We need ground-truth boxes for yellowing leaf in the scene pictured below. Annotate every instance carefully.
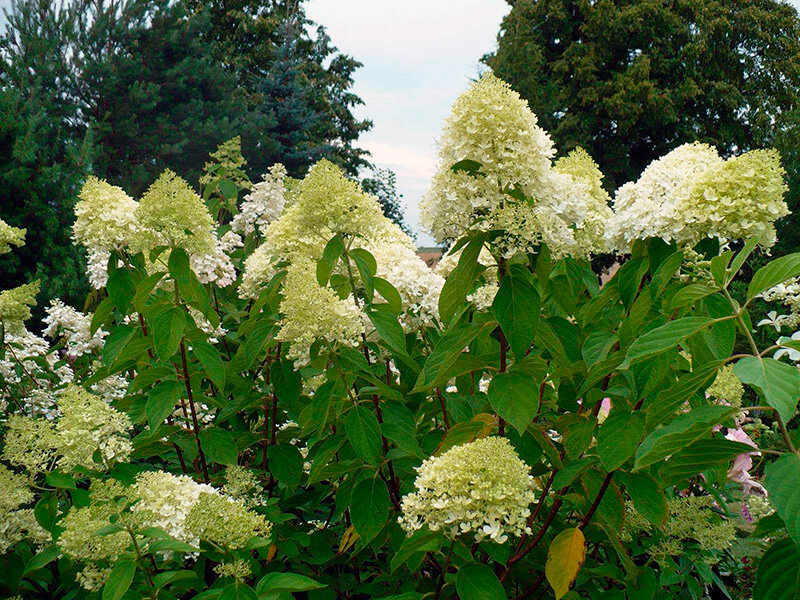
[337,525,360,555]
[266,544,278,563]
[545,528,586,600]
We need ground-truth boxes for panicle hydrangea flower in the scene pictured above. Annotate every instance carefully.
[86,249,111,289]
[420,72,555,242]
[199,136,250,189]
[192,230,242,287]
[678,149,788,248]
[0,281,40,331]
[277,258,364,362]
[72,177,140,252]
[43,299,107,359]
[608,143,788,250]
[621,495,735,566]
[398,436,536,544]
[0,218,25,255]
[231,164,288,236]
[0,508,50,553]
[607,143,723,250]
[58,481,131,571]
[224,465,266,506]
[131,170,216,255]
[184,491,272,549]
[706,364,744,408]
[90,367,129,403]
[129,470,219,547]
[552,148,615,254]
[56,385,133,471]
[366,227,445,330]
[2,415,58,473]
[214,560,252,581]
[0,464,34,512]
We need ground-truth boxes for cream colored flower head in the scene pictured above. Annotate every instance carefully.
[0,281,40,331]
[398,436,536,544]
[420,71,555,242]
[0,218,25,255]
[73,177,140,252]
[131,170,216,255]
[609,143,788,250]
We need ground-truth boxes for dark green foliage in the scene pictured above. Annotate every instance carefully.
[484,0,800,188]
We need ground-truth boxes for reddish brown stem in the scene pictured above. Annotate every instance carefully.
[179,338,210,483]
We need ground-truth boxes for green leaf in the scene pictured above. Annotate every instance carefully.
[412,322,488,392]
[748,253,800,300]
[152,570,201,591]
[617,257,649,310]
[451,159,483,175]
[646,360,724,429]
[624,317,716,366]
[152,307,186,360]
[91,297,115,336]
[220,582,259,600]
[107,268,136,313]
[659,438,756,487]
[351,248,377,301]
[268,444,304,490]
[345,406,382,465]
[102,325,137,368]
[390,529,443,573]
[350,477,391,544]
[634,406,739,471]
[244,320,275,368]
[493,273,540,358]
[168,248,192,285]
[727,239,758,285]
[317,235,344,286]
[439,233,488,326]
[133,272,166,313]
[218,179,238,200]
[456,563,506,600]
[487,372,540,434]
[368,311,407,355]
[102,560,136,600]
[23,546,60,575]
[668,284,720,310]
[597,411,645,471]
[256,573,326,594]
[734,356,800,422]
[33,494,58,531]
[192,341,226,390]
[199,427,238,465]
[374,277,403,314]
[146,380,183,430]
[752,539,800,600]
[624,472,668,526]
[765,454,800,546]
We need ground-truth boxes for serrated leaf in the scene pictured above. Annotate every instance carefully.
[192,341,226,390]
[487,371,540,434]
[256,573,326,593]
[412,322,488,392]
[146,380,183,430]
[439,233,488,326]
[351,477,390,544]
[734,356,800,422]
[752,538,800,600]
[345,406,382,465]
[199,427,238,465]
[152,307,186,360]
[748,253,800,300]
[268,444,304,490]
[625,317,716,366]
[493,273,540,358]
[107,268,136,313]
[597,411,645,471]
[102,560,135,600]
[456,563,506,600]
[659,438,756,487]
[765,454,800,546]
[634,406,739,470]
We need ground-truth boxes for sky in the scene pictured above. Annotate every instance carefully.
[3,0,800,245]
[304,0,510,246]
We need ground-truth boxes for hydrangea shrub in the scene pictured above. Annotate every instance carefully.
[0,72,799,600]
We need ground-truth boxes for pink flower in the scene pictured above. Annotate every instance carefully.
[725,427,766,496]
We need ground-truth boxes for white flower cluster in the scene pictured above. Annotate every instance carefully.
[420,72,613,259]
[56,385,133,470]
[231,164,288,236]
[192,230,243,287]
[608,143,788,250]
[367,229,444,330]
[43,299,107,359]
[759,279,800,331]
[0,329,73,418]
[130,471,218,548]
[398,436,536,544]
